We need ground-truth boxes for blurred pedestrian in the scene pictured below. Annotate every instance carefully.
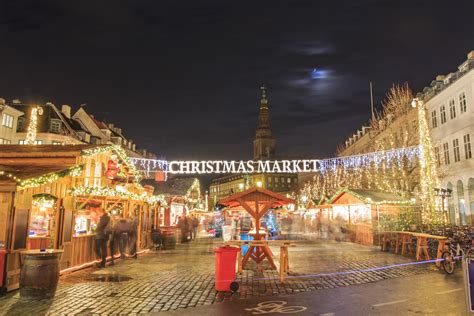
[187,215,193,241]
[151,225,163,250]
[108,215,117,265]
[129,214,139,259]
[192,215,199,240]
[95,209,110,268]
[114,217,131,259]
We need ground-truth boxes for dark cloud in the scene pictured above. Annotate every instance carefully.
[1,0,474,160]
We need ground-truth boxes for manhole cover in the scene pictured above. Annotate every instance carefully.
[86,274,132,282]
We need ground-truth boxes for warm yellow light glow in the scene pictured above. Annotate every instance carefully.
[26,105,43,145]
[256,181,262,187]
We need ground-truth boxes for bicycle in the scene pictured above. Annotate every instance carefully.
[441,229,473,274]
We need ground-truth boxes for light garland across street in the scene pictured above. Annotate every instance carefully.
[128,146,422,175]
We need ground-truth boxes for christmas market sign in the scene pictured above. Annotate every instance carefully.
[129,146,421,175]
[168,160,320,174]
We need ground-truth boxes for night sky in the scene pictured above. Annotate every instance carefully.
[1,1,473,161]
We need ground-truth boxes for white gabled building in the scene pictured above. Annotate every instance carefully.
[0,98,23,144]
[423,51,474,225]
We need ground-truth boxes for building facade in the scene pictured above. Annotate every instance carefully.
[422,51,474,225]
[0,99,23,144]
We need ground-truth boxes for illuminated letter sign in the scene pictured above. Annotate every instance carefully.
[165,160,321,174]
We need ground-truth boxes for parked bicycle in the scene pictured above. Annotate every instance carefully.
[441,228,474,274]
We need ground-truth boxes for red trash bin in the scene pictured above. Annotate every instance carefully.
[214,246,239,292]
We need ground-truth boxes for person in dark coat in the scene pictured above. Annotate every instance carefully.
[108,216,117,265]
[129,215,139,259]
[95,209,110,268]
[114,217,131,259]
[150,225,163,249]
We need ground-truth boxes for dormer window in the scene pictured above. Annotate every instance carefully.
[50,119,62,134]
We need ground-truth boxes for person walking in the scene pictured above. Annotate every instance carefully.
[108,216,117,265]
[114,217,131,259]
[187,215,193,241]
[129,214,139,259]
[95,209,110,268]
[192,215,199,240]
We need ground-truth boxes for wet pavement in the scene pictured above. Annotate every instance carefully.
[0,238,447,315]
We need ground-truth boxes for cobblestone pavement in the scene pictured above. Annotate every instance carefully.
[0,238,439,315]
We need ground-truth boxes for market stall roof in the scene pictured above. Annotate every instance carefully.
[328,188,413,205]
[0,144,99,180]
[141,177,199,196]
[218,187,295,209]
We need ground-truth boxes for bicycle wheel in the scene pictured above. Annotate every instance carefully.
[441,250,455,274]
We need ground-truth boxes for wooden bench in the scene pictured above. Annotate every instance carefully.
[381,231,447,267]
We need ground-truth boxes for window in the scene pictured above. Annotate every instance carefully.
[434,146,441,167]
[52,141,63,145]
[34,140,42,145]
[460,92,467,113]
[412,120,417,132]
[293,178,298,183]
[449,99,456,119]
[18,140,26,145]
[2,114,13,128]
[440,105,447,124]
[443,142,450,165]
[0,138,11,144]
[275,177,279,183]
[431,111,437,128]
[268,177,272,183]
[50,119,62,133]
[464,134,472,159]
[453,139,460,162]
[17,117,24,130]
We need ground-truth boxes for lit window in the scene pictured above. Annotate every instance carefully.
[50,119,62,134]
[2,114,13,128]
[443,142,450,165]
[464,134,472,159]
[34,140,43,145]
[275,177,279,183]
[449,99,456,119]
[52,141,63,145]
[431,110,437,128]
[287,178,291,183]
[459,92,467,113]
[0,138,11,144]
[19,140,26,144]
[453,139,460,162]
[434,146,441,167]
[440,105,446,124]
[268,177,272,183]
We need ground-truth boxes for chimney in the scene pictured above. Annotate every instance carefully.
[468,51,474,60]
[435,75,445,81]
[61,105,71,118]
[108,123,114,129]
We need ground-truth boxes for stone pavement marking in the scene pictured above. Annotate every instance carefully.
[0,239,439,315]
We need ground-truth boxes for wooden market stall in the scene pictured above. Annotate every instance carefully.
[218,187,294,270]
[327,188,415,245]
[0,145,162,292]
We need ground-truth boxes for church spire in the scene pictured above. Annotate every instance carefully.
[260,85,268,109]
[253,85,276,160]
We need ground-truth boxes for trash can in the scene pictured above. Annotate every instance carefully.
[214,246,239,292]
